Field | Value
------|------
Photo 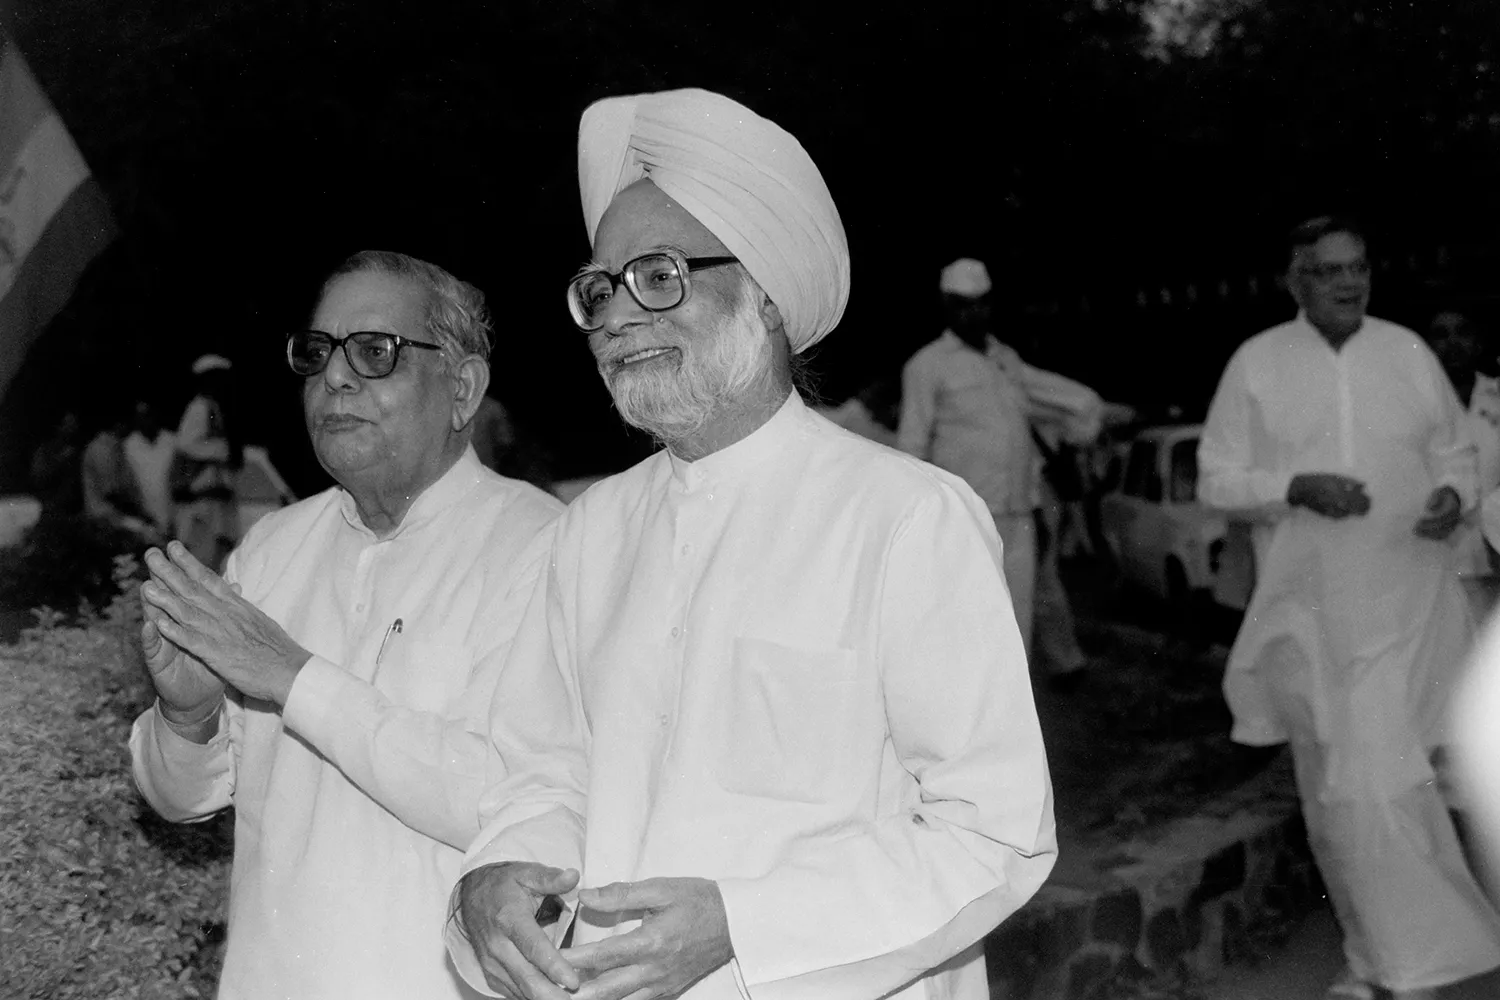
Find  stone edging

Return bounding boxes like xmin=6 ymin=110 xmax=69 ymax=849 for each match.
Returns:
xmin=984 ymin=755 xmax=1319 ymax=999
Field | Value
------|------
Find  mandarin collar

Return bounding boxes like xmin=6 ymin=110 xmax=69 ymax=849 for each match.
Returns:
xmin=337 ymin=445 xmax=485 ymax=539
xmin=1294 ymin=310 xmax=1368 ymax=353
xmin=667 ymin=390 xmax=807 ymax=492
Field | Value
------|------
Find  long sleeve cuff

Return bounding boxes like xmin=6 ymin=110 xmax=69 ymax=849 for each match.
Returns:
xmin=281 ymin=654 xmax=355 ymax=741
xmin=129 ymin=702 xmax=233 ymax=822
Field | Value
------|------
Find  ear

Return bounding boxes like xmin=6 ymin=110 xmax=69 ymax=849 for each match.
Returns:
xmin=1280 ymin=267 xmax=1300 ymax=306
xmin=758 ymin=292 xmax=786 ymax=338
xmin=450 ymin=355 xmax=491 ymax=432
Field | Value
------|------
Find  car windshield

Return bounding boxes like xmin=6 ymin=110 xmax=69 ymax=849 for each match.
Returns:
xmin=1169 ymin=439 xmax=1198 ymax=504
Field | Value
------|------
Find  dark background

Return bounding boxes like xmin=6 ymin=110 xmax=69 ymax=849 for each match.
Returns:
xmin=2 ymin=0 xmax=1498 ymax=496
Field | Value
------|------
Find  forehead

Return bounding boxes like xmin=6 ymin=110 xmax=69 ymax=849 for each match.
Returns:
xmin=1298 ymin=231 xmax=1366 ymax=265
xmin=313 ymin=270 xmax=427 ymax=332
xmin=591 ymin=179 xmax=731 ymax=268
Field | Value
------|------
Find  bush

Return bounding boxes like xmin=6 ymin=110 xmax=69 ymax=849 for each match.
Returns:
xmin=0 ymin=556 xmax=230 ymax=999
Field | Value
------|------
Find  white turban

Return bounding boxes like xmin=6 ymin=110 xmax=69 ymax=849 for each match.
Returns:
xmin=578 ymin=88 xmax=850 ymax=354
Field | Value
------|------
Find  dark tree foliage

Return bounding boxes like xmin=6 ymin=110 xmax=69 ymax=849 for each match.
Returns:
xmin=0 ymin=0 xmax=1494 ymax=484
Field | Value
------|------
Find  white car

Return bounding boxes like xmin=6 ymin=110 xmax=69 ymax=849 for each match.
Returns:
xmin=1098 ymin=424 xmax=1231 ymax=605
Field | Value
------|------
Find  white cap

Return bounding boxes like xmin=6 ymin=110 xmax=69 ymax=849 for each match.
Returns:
xmin=191 ymin=354 xmax=232 ymax=376
xmin=939 ymin=258 xmax=992 ymax=298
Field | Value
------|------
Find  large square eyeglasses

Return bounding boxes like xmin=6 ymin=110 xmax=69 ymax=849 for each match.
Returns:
xmin=567 ymin=250 xmax=738 ymax=332
xmin=286 ymin=330 xmax=442 ymax=379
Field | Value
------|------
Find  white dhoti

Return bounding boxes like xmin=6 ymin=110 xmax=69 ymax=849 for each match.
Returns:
xmin=1230 ymin=502 xmax=1500 ymax=990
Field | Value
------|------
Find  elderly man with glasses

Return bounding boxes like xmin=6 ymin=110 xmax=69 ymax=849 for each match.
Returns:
xmin=130 ymin=250 xmax=575 ymax=999
xmin=1199 ymin=217 xmax=1500 ymax=1000
xmin=446 ymin=88 xmax=1054 ymax=1000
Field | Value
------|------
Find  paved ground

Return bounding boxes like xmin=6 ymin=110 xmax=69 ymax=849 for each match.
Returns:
xmin=1205 ymin=903 xmax=1500 ymax=999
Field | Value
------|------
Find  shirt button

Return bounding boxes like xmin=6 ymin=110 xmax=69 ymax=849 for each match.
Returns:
xmin=355 ymin=603 xmax=366 ymax=613
xmin=680 ymin=544 xmax=690 ymax=555
xmin=659 ymin=714 xmax=670 ymax=727
xmin=670 ymin=626 xmax=680 ymax=638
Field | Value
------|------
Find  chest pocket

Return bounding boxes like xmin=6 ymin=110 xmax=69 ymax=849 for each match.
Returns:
xmin=373 ymin=637 xmax=473 ymax=716
xmin=716 ymin=637 xmax=864 ymax=803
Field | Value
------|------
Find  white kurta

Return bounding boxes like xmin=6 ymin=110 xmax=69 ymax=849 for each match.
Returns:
xmin=131 ymin=449 xmax=583 ymax=1000
xmin=1199 ymin=314 xmax=1500 ymax=990
xmin=451 ymin=393 xmax=1056 ymax=1000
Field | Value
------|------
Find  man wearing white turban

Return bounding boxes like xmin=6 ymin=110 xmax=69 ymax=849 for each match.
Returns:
xmin=448 ymin=88 xmax=1054 ymax=1000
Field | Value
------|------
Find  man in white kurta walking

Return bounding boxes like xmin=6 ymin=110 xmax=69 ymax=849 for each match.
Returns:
xmin=899 ymin=259 xmax=1039 ymax=648
xmin=1199 ymin=217 xmax=1500 ymax=1000
xmin=131 ymin=251 xmax=575 ymax=999
xmin=449 ymin=89 xmax=1056 ymax=1000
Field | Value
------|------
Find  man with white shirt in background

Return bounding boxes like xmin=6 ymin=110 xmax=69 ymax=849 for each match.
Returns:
xmin=124 ymin=399 xmax=177 ymax=538
xmin=450 ymin=88 xmax=1054 ymax=1000
xmin=131 ymin=250 xmax=571 ymax=1000
xmin=1199 ymin=216 xmax=1500 ymax=1000
xmin=1425 ymin=310 xmax=1500 ymax=617
xmin=900 ymin=258 xmax=1039 ymax=650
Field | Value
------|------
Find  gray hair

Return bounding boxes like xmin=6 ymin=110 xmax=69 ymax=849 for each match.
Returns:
xmin=323 ymin=250 xmax=493 ymax=363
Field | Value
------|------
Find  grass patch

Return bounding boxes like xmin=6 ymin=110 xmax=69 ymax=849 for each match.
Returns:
xmin=0 ymin=557 xmax=229 ymax=999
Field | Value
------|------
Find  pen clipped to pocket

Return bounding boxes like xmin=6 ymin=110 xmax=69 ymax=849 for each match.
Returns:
xmin=372 ymin=617 xmax=403 ymax=680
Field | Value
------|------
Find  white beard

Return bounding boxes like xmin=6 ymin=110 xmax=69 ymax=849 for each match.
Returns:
xmin=600 ymin=289 xmax=772 ymax=443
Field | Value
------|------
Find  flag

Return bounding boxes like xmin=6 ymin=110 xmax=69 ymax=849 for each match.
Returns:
xmin=0 ymin=38 xmax=115 ymax=403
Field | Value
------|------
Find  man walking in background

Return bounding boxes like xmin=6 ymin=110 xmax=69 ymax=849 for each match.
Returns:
xmin=1199 ymin=216 xmax=1500 ymax=1000
xmin=900 ymin=258 xmax=1039 ymax=646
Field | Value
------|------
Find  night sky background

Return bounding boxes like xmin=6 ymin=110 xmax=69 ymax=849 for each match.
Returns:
xmin=2 ymin=0 xmax=1498 ymax=495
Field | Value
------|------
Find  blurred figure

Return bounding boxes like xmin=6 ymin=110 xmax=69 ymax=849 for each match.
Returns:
xmin=1426 ymin=311 xmax=1500 ymax=615
xmin=81 ymin=405 xmax=159 ymax=543
xmin=171 ymin=355 xmax=243 ymax=571
xmin=123 ymin=399 xmax=177 ymax=538
xmin=468 ymin=393 xmax=516 ymax=471
xmin=1199 ymin=216 xmax=1500 ymax=1000
xmin=900 ymin=258 xmax=1038 ymax=647
xmin=817 ymin=377 xmax=899 ymax=447
xmin=29 ymin=409 xmax=83 ymax=517
xmin=470 ymin=393 xmax=556 ymax=493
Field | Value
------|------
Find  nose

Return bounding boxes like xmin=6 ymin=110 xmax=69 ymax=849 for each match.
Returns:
xmin=320 ymin=341 xmax=361 ymax=392
xmin=597 ymin=286 xmax=653 ymax=340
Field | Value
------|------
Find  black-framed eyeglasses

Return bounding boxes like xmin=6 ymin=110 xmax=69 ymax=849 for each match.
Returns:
xmin=1297 ymin=259 xmax=1372 ymax=282
xmin=286 ymin=330 xmax=443 ymax=379
xmin=567 ymin=250 xmax=738 ymax=332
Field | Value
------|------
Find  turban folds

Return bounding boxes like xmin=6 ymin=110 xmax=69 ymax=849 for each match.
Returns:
xmin=578 ymin=88 xmax=850 ymax=353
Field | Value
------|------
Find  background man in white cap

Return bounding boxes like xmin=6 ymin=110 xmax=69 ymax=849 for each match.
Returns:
xmin=899 ymin=258 xmax=1041 ymax=651
xmin=450 ymin=88 xmax=1054 ymax=1000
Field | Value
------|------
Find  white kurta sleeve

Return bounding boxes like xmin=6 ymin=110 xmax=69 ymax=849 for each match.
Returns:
xmin=129 ymin=548 xmax=247 ymax=822
xmin=280 ymin=544 xmax=578 ymax=853
xmin=714 ymin=485 xmax=1057 ymax=997
xmin=1198 ymin=346 xmax=1293 ymax=517
xmin=445 ymin=562 xmax=589 ymax=996
xmin=129 ymin=698 xmax=237 ymax=822
xmin=897 ymin=353 xmax=938 ymax=460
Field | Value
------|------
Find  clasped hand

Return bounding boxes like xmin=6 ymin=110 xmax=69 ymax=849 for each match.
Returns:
xmin=139 ymin=541 xmax=311 ymax=707
xmin=1288 ymin=474 xmax=1462 ymax=540
xmin=459 ymin=866 xmax=732 ymax=1000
